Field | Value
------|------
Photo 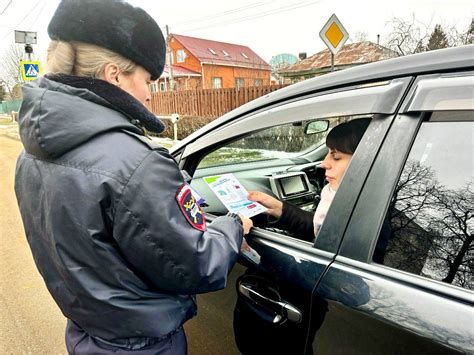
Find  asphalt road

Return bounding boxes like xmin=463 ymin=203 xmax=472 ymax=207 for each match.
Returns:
xmin=0 ymin=136 xmax=67 ymax=354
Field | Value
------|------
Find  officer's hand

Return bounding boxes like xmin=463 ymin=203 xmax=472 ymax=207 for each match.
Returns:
xmin=248 ymin=191 xmax=283 ymax=218
xmin=239 ymin=215 xmax=253 ymax=235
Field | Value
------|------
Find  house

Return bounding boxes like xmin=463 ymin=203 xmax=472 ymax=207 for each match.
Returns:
xmin=150 ymin=65 xmax=202 ymax=92
xmin=155 ymin=34 xmax=271 ymax=91
xmin=279 ymin=41 xmax=399 ymax=83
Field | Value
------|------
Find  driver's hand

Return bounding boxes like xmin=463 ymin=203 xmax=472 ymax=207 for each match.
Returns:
xmin=247 ymin=191 xmax=283 ymax=218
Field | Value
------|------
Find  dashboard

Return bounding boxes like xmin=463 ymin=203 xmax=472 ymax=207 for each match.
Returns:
xmin=191 ymin=160 xmax=326 ymax=216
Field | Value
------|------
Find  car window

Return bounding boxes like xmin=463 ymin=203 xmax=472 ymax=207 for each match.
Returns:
xmin=197 ymin=120 xmax=329 ymax=169
xmin=379 ymin=111 xmax=473 ymax=291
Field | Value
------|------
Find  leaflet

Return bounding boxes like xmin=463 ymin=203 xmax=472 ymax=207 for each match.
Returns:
xmin=203 ymin=173 xmax=267 ymax=218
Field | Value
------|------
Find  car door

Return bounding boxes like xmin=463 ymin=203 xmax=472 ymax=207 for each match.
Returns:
xmin=311 ymin=72 xmax=474 ymax=354
xmin=172 ymin=77 xmax=412 ymax=354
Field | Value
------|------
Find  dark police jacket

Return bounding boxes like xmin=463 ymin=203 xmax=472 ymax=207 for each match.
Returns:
xmin=14 ymin=76 xmax=243 ymax=349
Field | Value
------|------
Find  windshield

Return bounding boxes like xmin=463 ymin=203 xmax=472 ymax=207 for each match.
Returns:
xmin=197 ymin=116 xmax=368 ymax=169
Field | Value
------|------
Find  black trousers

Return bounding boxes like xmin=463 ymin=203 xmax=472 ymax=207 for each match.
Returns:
xmin=65 ymin=320 xmax=187 ymax=355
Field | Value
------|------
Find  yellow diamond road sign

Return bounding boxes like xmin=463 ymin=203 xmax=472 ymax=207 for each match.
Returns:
xmin=319 ymin=14 xmax=349 ymax=55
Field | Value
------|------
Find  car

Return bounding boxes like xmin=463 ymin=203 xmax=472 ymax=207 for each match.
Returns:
xmin=169 ymin=45 xmax=474 ymax=354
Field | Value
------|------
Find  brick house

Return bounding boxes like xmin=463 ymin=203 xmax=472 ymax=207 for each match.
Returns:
xmin=155 ymin=34 xmax=271 ymax=91
xmin=279 ymin=41 xmax=399 ymax=83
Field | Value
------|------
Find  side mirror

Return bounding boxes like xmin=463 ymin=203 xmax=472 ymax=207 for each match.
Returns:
xmin=304 ymin=120 xmax=329 ymax=135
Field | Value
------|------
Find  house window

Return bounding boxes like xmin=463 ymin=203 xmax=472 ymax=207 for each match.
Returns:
xmin=255 ymin=79 xmax=262 ymax=87
xmin=208 ymin=48 xmax=217 ymax=55
xmin=176 ymin=49 xmax=185 ymax=63
xmin=149 ymin=82 xmax=158 ymax=93
xmin=212 ymin=77 xmax=222 ymax=89
xmin=222 ymin=50 xmax=230 ymax=57
xmin=241 ymin=52 xmax=249 ymax=59
xmin=235 ymin=78 xmax=244 ymax=88
xmin=159 ymin=82 xmax=166 ymax=92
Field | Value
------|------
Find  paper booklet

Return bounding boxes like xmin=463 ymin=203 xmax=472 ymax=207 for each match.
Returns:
xmin=203 ymin=173 xmax=267 ymax=218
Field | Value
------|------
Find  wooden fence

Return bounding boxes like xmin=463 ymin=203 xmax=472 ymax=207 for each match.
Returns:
xmin=149 ymin=84 xmax=287 ymax=118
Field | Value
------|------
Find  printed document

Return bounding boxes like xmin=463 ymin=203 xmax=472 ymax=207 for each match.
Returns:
xmin=203 ymin=173 xmax=266 ymax=218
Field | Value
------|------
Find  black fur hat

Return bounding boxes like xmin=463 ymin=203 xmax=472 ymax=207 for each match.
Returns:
xmin=48 ymin=0 xmax=166 ymax=80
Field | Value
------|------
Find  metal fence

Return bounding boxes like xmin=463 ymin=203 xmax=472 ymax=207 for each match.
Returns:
xmin=0 ymin=100 xmax=22 ymax=115
xmin=149 ymin=85 xmax=287 ymax=118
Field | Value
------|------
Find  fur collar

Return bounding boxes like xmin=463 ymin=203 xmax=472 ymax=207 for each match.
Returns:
xmin=45 ymin=74 xmax=165 ymax=134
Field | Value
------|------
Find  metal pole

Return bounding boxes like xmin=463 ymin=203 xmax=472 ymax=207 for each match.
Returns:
xmin=173 ymin=122 xmax=178 ymax=141
xmin=166 ymin=25 xmax=175 ymax=91
xmin=331 ymin=53 xmax=334 ymax=72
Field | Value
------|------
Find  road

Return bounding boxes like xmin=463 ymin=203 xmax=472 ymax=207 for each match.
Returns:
xmin=0 ymin=136 xmax=67 ymax=354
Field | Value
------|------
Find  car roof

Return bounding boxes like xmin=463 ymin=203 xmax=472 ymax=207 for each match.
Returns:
xmin=172 ymin=45 xmax=474 ymax=153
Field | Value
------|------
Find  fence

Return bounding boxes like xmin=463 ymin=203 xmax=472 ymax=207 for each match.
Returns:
xmin=1 ymin=100 xmax=22 ymax=115
xmin=149 ymin=84 xmax=287 ymax=118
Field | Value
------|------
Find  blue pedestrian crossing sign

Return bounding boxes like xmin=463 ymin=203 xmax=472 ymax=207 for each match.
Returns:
xmin=20 ymin=61 xmax=42 ymax=81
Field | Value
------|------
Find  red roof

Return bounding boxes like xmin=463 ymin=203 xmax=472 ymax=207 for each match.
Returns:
xmin=280 ymin=41 xmax=399 ymax=74
xmin=172 ymin=34 xmax=271 ymax=71
xmin=161 ymin=64 xmax=201 ymax=78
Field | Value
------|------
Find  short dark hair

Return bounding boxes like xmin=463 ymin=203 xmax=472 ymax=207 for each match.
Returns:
xmin=326 ymin=118 xmax=371 ymax=154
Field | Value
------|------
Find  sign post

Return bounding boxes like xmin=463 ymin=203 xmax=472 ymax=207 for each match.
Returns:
xmin=319 ymin=14 xmax=349 ymax=72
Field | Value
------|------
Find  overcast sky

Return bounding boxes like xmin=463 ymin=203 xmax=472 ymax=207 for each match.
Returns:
xmin=0 ymin=0 xmax=472 ymax=62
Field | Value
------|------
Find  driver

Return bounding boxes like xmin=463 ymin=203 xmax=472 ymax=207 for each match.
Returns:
xmin=248 ymin=118 xmax=370 ymax=239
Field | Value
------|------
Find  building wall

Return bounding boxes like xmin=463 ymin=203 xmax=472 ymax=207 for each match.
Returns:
xmin=170 ymin=37 xmax=201 ymax=73
xmin=175 ymin=76 xmax=201 ymax=90
xmin=170 ymin=35 xmax=270 ymax=89
xmin=155 ymin=76 xmax=202 ymax=92
xmin=202 ymin=64 xmax=270 ymax=89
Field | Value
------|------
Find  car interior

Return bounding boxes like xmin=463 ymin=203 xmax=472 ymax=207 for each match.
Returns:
xmin=189 ymin=116 xmax=373 ymax=238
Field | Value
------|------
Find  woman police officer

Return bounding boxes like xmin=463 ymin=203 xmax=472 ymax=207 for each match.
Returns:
xmin=14 ymin=0 xmax=252 ymax=353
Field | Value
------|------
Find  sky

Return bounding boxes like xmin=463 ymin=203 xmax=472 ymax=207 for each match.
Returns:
xmin=0 ymin=0 xmax=472 ymax=63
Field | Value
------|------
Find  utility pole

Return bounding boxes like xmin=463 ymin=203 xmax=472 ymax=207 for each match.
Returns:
xmin=165 ymin=25 xmax=175 ymax=91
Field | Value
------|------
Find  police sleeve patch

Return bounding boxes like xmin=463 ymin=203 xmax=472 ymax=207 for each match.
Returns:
xmin=176 ymin=184 xmax=206 ymax=232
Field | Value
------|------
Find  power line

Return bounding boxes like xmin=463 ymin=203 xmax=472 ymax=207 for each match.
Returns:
xmin=0 ymin=0 xmax=13 ymax=16
xmin=0 ymin=0 xmax=43 ymax=42
xmin=27 ymin=0 xmax=47 ymax=31
xmin=170 ymin=2 xmax=270 ymax=27
xmin=178 ymin=1 xmax=321 ymax=33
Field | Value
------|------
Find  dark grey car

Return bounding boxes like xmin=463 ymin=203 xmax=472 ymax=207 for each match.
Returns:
xmin=170 ymin=45 xmax=474 ymax=354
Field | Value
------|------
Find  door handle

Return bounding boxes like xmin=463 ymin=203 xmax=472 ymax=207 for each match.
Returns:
xmin=239 ymin=283 xmax=302 ymax=324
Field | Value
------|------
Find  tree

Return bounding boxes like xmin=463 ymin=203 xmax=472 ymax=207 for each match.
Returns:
xmin=0 ymin=82 xmax=6 ymax=101
xmin=426 ymin=24 xmax=450 ymax=51
xmin=384 ymin=16 xmax=472 ymax=56
xmin=352 ymin=30 xmax=368 ymax=43
xmin=385 ymin=15 xmax=431 ymax=55
xmin=0 ymin=42 xmax=37 ymax=100
xmin=386 ymin=160 xmax=473 ymax=290
xmin=427 ymin=183 xmax=473 ymax=287
xmin=450 ymin=18 xmax=474 ymax=46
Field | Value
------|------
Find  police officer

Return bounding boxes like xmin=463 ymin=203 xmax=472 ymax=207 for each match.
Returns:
xmin=14 ymin=0 xmax=252 ymax=353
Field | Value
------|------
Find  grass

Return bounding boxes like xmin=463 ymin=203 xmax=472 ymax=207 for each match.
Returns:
xmin=0 ymin=118 xmax=16 ymax=126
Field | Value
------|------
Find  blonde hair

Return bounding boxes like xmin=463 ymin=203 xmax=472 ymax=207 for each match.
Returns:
xmin=46 ymin=41 xmax=137 ymax=78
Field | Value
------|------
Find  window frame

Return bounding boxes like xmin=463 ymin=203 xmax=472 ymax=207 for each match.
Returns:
xmin=180 ymin=78 xmax=412 ymax=260
xmin=337 ymin=72 xmax=474 ymax=294
xmin=182 ymin=78 xmax=411 ymax=160
xmin=149 ymin=82 xmax=158 ymax=93
xmin=176 ymin=49 xmax=186 ymax=63
xmin=235 ymin=77 xmax=244 ymax=89
xmin=212 ymin=77 xmax=222 ymax=89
